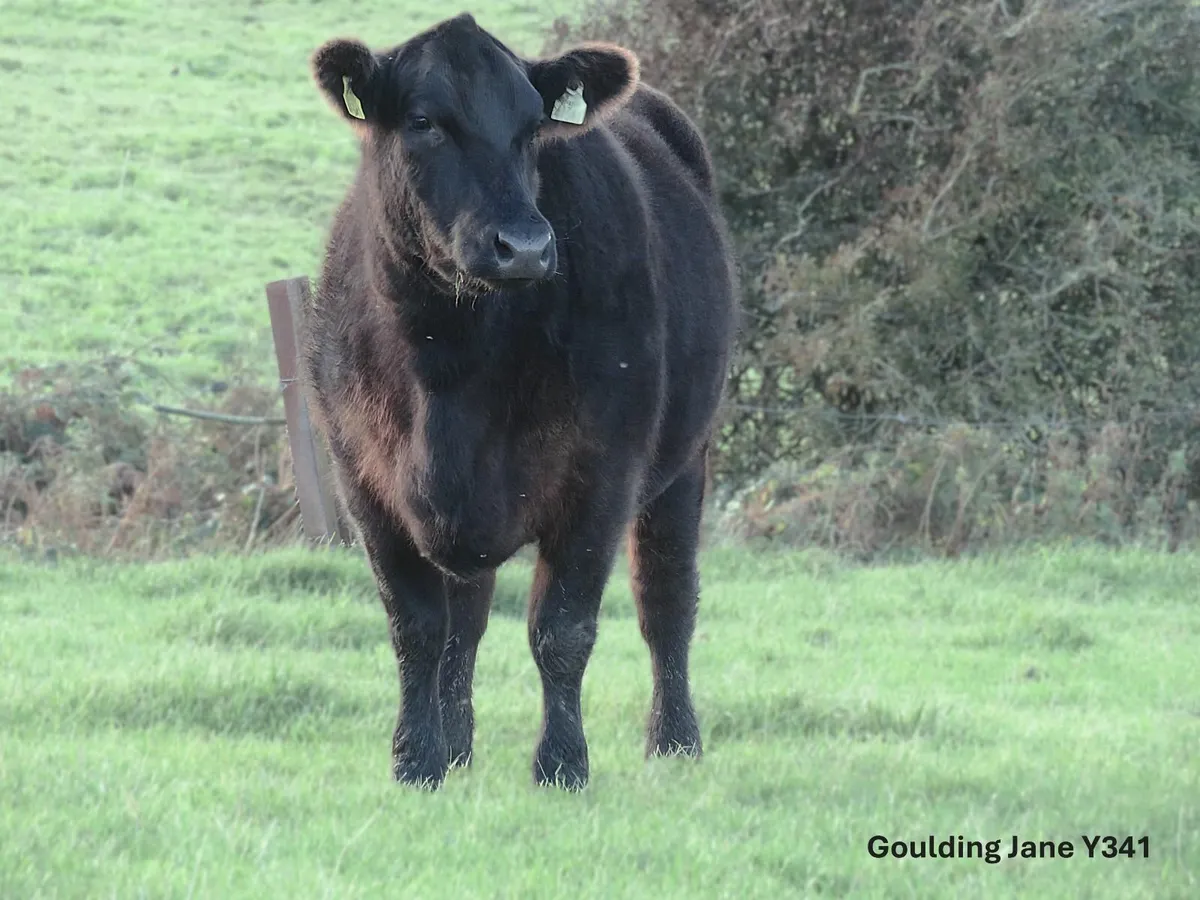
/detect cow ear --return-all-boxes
[312,38,379,129]
[528,43,640,139]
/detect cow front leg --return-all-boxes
[439,571,494,768]
[357,511,451,789]
[528,514,625,790]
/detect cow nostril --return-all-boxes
[494,235,515,264]
[493,226,553,277]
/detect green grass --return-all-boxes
[1,544,1197,898]
[0,0,570,395]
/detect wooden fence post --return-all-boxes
[265,276,351,545]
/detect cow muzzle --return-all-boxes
[487,221,556,281]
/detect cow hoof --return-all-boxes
[442,710,475,771]
[533,742,589,791]
[392,730,449,789]
[646,706,702,760]
[393,756,449,790]
[646,737,703,760]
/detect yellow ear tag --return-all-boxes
[550,82,587,125]
[342,75,365,120]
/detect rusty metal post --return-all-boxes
[266,276,351,545]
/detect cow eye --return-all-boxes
[408,115,433,133]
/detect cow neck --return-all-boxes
[363,245,508,359]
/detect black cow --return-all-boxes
[303,12,737,790]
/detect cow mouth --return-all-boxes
[414,257,491,297]
[416,249,549,298]
[432,264,544,298]
[454,272,526,298]
[483,275,543,291]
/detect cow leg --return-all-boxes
[628,450,705,759]
[355,505,451,789]
[528,495,628,790]
[440,571,494,768]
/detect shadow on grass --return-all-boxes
[953,615,1095,653]
[15,672,375,738]
[127,551,378,603]
[160,602,387,651]
[707,693,960,745]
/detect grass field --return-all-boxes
[1,0,569,395]
[4,2,1199,897]
[2,544,1197,898]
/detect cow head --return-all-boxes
[312,14,639,292]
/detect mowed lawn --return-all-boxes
[0,545,1197,898]
[0,0,569,392]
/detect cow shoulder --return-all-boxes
[618,85,715,197]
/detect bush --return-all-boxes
[0,359,300,559]
[550,0,1200,552]
[711,422,1197,557]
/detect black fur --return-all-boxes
[302,12,738,790]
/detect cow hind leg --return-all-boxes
[629,451,706,760]
[439,571,494,768]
